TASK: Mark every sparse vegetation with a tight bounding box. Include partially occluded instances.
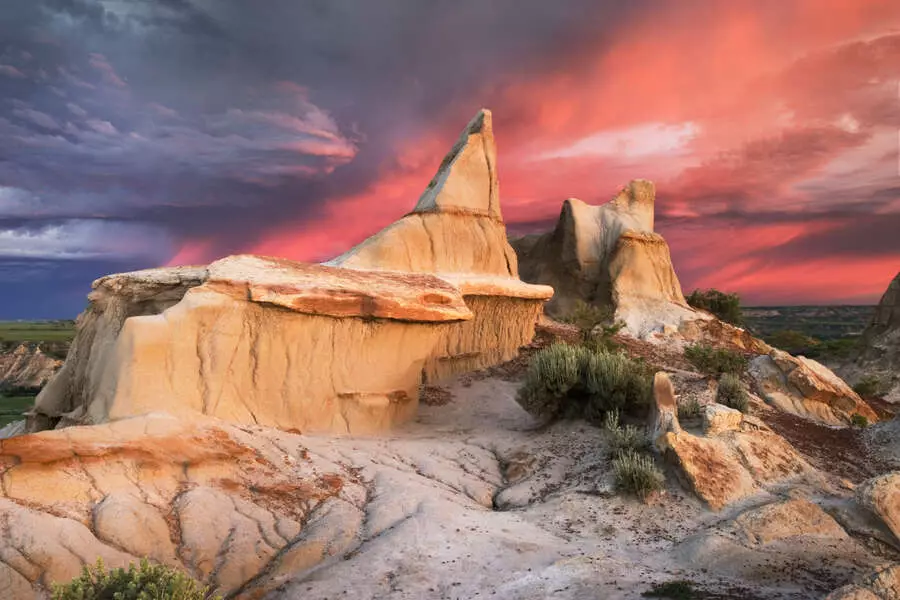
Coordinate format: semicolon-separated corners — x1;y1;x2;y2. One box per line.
684;343;747;376
853;375;882;398
517;343;653;424
0;395;34;427
0;320;76;343
643;579;697;599
613;449;664;500
850;413;869;428
558;300;624;352
603;409;650;456
716;373;748;413
686;288;743;326
53;558;219;600
677;397;702;421
762;329;861;363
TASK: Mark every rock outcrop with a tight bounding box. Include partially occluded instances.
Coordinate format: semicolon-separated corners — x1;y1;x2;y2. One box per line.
511;180;692;334
651;373;812;510
0;414;362;598
826;564;900;600
327;109;552;380
750;349;878;426
27;110;551;435
857;473;900;544
844;271;900;403
0;343;64;392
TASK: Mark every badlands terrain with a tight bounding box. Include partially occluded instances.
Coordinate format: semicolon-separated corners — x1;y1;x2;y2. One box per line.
0;110;898;600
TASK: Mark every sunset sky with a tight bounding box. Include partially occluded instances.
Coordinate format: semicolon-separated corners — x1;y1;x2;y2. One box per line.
1;0;899;318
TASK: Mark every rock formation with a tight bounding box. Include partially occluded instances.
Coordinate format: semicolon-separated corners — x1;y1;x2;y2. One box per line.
511;180;692;335
651;373;812;510
750;349;878;426
0;343;64;392
26;110;551;435
826;564;900;600
845;271;900;403
326;109;552;380
857;473;900;544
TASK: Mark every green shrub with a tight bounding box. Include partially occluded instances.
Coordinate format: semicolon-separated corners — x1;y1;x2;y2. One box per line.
684;343;747;376
677;397;702;420
558;300;614;339
643;579;697;599
516;344;653;424
53;558;218;600
853;375;882;398
765;329;817;355
850;413;869;428
686;288;743;326
716;373;748;413
603;409;650;456
613;449;664;500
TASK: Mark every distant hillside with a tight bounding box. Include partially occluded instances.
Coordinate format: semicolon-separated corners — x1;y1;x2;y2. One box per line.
0;320;75;426
742;305;875;341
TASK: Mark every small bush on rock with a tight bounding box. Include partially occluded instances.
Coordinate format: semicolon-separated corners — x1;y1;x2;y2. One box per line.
53;558;218;600
603;409;650;456
613;449;664;500
716;373;748;413
850;413;869;428
517;343;653;424
686;288;743;326
684;343;747;376
643;579;697;599
853;375;882;398
559;300;624;351
677;397;702;420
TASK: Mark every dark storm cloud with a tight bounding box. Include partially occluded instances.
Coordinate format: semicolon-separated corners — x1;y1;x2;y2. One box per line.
0;0;647;316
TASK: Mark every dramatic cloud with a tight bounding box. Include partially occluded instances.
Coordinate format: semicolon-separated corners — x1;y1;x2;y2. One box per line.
0;0;898;317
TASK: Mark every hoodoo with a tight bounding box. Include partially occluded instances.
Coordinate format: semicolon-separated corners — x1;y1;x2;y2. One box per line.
26;110;552;435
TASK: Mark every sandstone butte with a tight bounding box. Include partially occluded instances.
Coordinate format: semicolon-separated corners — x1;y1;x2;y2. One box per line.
26;109;553;436
511;181;878;427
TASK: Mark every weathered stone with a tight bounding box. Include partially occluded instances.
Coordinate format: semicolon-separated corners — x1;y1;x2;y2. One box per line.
0;343;63;391
511;180;692;335
826;564;900;600
703;404;743;436
750;349;878;426
857;473;900;543
731;498;848;545
844;272;900;403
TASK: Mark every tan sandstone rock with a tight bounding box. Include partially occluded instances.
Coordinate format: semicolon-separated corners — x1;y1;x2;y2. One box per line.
826;564;900;600
27;110;552;434
511;180;692;335
702;403;743;436
750;349;878;426
0;343;63;391
652;373;811;510
33;257;471;434
326;109;552;381
857;473;900;543
0;414;363;598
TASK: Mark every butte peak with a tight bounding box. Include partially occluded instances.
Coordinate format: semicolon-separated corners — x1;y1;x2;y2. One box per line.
412;108;501;220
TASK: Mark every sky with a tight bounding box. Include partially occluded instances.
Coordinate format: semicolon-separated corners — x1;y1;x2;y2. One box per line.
0;0;899;318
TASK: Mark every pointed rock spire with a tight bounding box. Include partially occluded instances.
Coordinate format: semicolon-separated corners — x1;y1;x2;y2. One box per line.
413;109;501;220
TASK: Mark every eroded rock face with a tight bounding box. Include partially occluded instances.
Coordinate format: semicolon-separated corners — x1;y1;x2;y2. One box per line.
845;272;900;403
326;109;552;380
511;180;691;334
27;110;551;435
652;373;812;510
826;564;900;600
750;349;878;426
0;343;63;392
0;414;363;599
857;473;900;544
31;257;473;434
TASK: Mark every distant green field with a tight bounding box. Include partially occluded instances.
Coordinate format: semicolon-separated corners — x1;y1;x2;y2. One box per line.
0;320;76;343
0;395;34;427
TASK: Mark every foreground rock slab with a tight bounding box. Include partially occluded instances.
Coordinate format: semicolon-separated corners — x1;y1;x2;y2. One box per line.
750;349;878;426
857;472;900;544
